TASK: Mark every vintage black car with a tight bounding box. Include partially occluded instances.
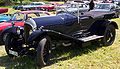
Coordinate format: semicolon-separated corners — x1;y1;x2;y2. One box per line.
3;2;119;67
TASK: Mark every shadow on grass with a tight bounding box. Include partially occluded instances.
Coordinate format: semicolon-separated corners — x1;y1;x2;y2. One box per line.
49;43;103;64
0;42;106;69
0;55;37;69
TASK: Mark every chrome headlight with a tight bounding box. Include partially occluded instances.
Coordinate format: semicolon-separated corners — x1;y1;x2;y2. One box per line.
16;27;24;35
29;29;33;35
16;28;21;34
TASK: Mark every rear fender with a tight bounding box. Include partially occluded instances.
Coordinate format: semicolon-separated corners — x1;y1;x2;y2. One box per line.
99;20;118;30
88;20;118;35
107;21;118;29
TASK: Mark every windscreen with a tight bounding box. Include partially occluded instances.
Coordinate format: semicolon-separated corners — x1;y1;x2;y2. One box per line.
95;4;110;10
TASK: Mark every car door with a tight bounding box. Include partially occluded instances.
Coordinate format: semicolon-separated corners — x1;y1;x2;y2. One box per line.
43;14;78;35
52;14;94;36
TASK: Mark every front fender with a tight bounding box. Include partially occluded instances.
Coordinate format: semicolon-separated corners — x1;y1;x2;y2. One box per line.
0;26;22;37
88;20;118;36
0;26;19;43
28;29;80;44
27;30;47;43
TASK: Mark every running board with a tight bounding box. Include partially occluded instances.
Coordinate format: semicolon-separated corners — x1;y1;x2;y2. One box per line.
78;35;103;42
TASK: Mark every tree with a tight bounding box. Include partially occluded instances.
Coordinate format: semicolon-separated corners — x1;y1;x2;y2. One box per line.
0;0;5;3
0;0;12;6
0;0;5;4
5;0;11;5
19;0;23;4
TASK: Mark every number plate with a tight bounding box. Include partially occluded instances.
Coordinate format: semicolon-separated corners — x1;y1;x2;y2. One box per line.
9;50;18;56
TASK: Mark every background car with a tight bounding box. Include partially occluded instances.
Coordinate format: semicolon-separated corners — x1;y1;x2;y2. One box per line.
13;2;45;10
90;3;120;18
0;8;12;22
36;4;55;11
0;8;8;13
56;3;89;15
94;3;120;11
36;2;63;11
0;10;50;44
0;14;12;22
55;1;82;12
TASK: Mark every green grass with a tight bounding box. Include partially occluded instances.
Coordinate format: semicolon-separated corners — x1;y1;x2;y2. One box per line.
0;6;13;8
0;8;120;69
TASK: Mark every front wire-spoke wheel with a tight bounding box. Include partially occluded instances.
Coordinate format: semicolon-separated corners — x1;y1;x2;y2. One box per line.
5;33;23;59
36;36;51;67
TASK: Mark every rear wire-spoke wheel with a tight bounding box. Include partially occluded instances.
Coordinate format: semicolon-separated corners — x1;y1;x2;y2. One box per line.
5;34;23;59
102;25;116;46
36;36;51;67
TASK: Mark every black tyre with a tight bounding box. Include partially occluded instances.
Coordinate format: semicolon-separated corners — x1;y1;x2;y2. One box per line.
5;33;23;59
36;36;51;67
102;24;116;46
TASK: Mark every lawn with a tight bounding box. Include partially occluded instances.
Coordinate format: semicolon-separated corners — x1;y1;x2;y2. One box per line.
0;9;120;69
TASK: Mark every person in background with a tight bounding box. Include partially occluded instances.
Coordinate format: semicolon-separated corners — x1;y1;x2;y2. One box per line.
112;0;114;3
88;0;95;11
